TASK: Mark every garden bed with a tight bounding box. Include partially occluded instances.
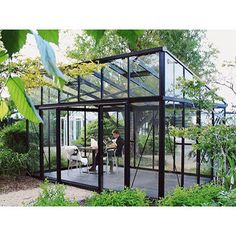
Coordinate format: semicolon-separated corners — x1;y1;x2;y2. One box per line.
0;175;41;194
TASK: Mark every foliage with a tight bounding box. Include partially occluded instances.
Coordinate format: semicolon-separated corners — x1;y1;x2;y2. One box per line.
176;76;223;110
137;134;173;155
170;124;236;190
1;30;29;57
0;120;27;153
38;30;59;45
32;179;79;206
67;30;218;77
0;99;8;120
61;61;105;78
6;77;43;123
0;30;66;123
0;148;29;176
85;188;149;206
157;184;224;206
215;188;236;206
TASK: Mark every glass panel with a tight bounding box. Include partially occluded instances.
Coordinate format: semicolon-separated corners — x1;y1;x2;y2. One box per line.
130;102;159;198
28;87;41;105
103;109;125;191
28;121;40;174
130;54;159;97
165;54;183;98
59;109;98;188
60;79;78;103
165;101;183;193
103;58;128;99
79;74;101;101
42;87;58;104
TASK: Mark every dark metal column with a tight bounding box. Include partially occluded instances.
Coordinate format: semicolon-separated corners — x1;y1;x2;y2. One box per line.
98;105;104;192
196;109;201;184
56;108;61;183
124;103;131;187
211;109;215;180
181;103;185;186
152;110;155;170
158;50;166;198
67;110;69;145
127;57;131;98
39;109;44;179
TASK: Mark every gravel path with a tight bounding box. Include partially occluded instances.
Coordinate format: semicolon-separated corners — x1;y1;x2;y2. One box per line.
0;176;93;206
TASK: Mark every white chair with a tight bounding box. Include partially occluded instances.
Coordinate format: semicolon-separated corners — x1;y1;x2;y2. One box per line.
63;146;88;173
104;148;119;173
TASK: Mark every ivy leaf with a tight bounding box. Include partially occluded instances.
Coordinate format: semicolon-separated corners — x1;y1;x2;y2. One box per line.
0;100;9;121
33;33;67;90
116;30;144;49
0;50;8;63
1;30;29;57
38;30;59;45
6;77;43;124
85;30;105;45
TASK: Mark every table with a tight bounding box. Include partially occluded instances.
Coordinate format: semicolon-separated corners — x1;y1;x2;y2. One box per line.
78;146;98;173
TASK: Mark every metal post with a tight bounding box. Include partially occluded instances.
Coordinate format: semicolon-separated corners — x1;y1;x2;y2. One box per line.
48;110;51;171
56;108;61;183
211;109;215;180
152;110;155;170
40;87;43;105
67;110;69;145
181;103;185;187
196;109;201;184
133;111;136;168
124;103;131;187
98;105;104;192
39;109;44;179
101;68;104;99
84;108;87;156
158;50;166;198
128;57;130;98
78;76;81;101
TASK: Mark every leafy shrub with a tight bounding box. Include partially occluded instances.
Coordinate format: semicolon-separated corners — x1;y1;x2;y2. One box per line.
0;120;27;153
138;134;173;155
33;179;79;206
0;148;29;176
85;188;150;206
215;188;236;206
157;184;224;206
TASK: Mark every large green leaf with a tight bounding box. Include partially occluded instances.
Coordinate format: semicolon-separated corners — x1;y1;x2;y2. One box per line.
38;30;59;45
6;77;43;124
85;30;105;45
0;50;8;63
1;30;28;57
0;100;9;121
33;32;67;90
116;30;145;49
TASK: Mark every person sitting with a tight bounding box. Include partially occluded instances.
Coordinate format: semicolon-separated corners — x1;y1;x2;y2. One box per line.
89;129;124;172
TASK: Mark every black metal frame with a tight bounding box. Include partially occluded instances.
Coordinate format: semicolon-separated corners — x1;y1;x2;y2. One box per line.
27;47;227;198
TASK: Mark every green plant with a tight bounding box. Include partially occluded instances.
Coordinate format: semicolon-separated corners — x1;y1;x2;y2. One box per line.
215;188;236;206
0;120;27;153
137;134;173;155
0;30;66;123
85;188;150;206
0;148;29;176
170;124;236;190
33;179;79;206
157;184;224;206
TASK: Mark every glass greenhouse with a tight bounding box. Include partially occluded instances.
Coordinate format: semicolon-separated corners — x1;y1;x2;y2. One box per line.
27;47;227;198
